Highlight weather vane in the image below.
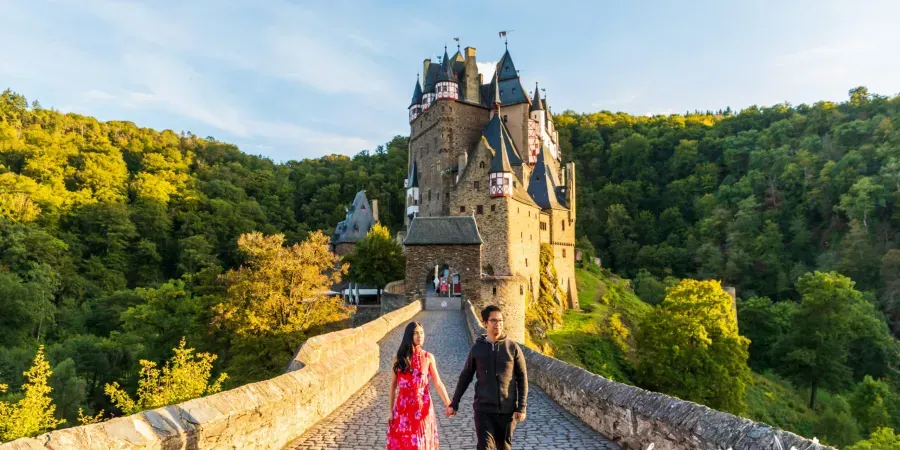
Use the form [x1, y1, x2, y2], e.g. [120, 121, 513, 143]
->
[498, 30, 514, 48]
[454, 37, 460, 51]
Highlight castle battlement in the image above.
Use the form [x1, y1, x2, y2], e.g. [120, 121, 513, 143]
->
[403, 43, 579, 341]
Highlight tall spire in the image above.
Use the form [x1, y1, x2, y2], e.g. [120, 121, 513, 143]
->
[437, 46, 457, 82]
[492, 71, 501, 111]
[530, 82, 543, 112]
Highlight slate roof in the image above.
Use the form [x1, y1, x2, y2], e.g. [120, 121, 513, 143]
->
[489, 125, 513, 173]
[483, 114, 523, 165]
[496, 50, 519, 81]
[332, 191, 378, 244]
[437, 48, 458, 83]
[530, 82, 543, 112]
[410, 77, 423, 107]
[423, 61, 440, 93]
[527, 146, 568, 210]
[404, 216, 483, 245]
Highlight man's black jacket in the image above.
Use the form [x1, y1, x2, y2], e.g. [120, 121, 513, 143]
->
[450, 334, 528, 414]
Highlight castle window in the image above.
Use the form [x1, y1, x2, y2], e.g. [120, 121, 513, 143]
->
[493, 287, 497, 296]
[491, 205, 496, 212]
[540, 222, 547, 231]
[480, 161, 485, 169]
[525, 258, 528, 267]
[429, 190, 432, 201]
[474, 181, 479, 189]
[476, 205, 483, 215]
[512, 87, 516, 94]
[562, 220, 565, 231]
[460, 206, 466, 213]
[563, 249, 566, 258]
[520, 285, 523, 295]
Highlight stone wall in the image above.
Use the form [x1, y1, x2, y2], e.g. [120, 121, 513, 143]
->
[382, 279, 408, 314]
[3, 301, 423, 450]
[460, 300, 833, 450]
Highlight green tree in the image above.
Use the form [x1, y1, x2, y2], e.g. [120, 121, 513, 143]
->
[343, 223, 405, 303]
[847, 427, 900, 450]
[775, 271, 877, 408]
[0, 346, 65, 442]
[850, 376, 896, 436]
[104, 338, 226, 415]
[636, 279, 751, 414]
[736, 296, 796, 370]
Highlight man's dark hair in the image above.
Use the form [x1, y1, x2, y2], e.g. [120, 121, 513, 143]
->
[481, 304, 502, 323]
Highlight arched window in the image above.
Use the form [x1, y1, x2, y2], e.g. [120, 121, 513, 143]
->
[492, 287, 497, 296]
[480, 161, 485, 169]
[520, 285, 524, 295]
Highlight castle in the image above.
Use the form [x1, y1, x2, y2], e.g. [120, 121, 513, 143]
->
[401, 43, 578, 342]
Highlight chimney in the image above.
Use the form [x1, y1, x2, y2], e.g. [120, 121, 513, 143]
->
[372, 199, 379, 223]
[464, 47, 479, 103]
[423, 59, 431, 81]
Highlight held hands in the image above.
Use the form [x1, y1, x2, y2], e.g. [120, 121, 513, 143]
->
[513, 412, 526, 422]
[445, 406, 456, 418]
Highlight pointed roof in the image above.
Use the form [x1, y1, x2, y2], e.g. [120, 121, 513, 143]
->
[423, 60, 440, 93]
[527, 147, 567, 210]
[489, 128, 513, 174]
[483, 114, 523, 165]
[408, 160, 419, 188]
[437, 47, 458, 83]
[530, 82, 543, 112]
[497, 50, 519, 81]
[410, 76, 423, 107]
[333, 191, 378, 244]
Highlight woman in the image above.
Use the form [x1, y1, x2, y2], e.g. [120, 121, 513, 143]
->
[387, 322, 451, 450]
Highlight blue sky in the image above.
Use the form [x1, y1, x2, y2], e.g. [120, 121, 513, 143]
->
[2, 0, 899, 162]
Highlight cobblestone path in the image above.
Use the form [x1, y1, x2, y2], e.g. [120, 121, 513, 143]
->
[285, 309, 619, 450]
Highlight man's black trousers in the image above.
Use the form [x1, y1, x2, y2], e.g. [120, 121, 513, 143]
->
[474, 410, 516, 450]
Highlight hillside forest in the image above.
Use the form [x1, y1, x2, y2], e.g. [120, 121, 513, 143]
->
[1, 87, 899, 448]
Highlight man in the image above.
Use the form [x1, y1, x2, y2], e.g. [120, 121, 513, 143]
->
[447, 305, 528, 450]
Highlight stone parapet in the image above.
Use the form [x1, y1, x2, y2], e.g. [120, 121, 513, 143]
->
[460, 300, 832, 450]
[3, 301, 423, 450]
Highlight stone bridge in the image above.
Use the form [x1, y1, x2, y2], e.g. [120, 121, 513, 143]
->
[3, 288, 831, 450]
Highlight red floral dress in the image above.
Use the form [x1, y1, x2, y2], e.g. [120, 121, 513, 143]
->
[387, 348, 439, 450]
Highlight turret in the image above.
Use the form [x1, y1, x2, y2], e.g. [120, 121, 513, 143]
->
[435, 47, 459, 101]
[529, 82, 545, 129]
[490, 72, 501, 118]
[409, 75, 423, 122]
[489, 134, 514, 198]
[406, 160, 420, 219]
[422, 58, 437, 110]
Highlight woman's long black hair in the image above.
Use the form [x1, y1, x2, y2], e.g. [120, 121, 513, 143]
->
[393, 322, 423, 373]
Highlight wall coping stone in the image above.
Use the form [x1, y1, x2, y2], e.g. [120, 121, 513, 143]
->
[3, 296, 422, 450]
[461, 300, 833, 450]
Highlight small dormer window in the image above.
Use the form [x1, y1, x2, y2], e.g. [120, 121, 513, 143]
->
[480, 161, 485, 169]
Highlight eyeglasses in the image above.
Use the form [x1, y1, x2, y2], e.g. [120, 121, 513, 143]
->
[488, 319, 504, 324]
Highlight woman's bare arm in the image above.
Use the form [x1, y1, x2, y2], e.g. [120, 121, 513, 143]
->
[388, 356, 398, 424]
[428, 354, 452, 407]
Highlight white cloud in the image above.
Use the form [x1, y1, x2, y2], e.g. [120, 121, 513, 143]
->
[477, 61, 498, 80]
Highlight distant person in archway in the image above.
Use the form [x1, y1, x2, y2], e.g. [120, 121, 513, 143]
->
[448, 305, 528, 450]
[387, 322, 452, 450]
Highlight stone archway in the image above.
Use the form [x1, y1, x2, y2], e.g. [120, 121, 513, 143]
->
[404, 244, 481, 304]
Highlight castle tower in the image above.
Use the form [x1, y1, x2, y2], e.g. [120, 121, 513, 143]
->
[409, 75, 423, 123]
[422, 58, 437, 110]
[435, 47, 460, 101]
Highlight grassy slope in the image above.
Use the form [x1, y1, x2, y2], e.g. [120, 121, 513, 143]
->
[551, 268, 830, 443]
[545, 267, 650, 384]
